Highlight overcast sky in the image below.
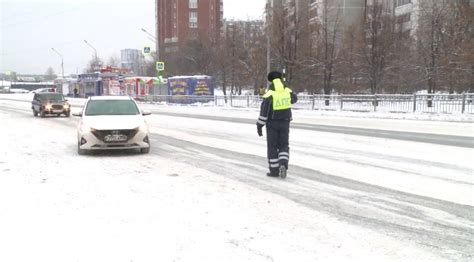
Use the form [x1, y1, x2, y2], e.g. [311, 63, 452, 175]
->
[0, 0, 266, 75]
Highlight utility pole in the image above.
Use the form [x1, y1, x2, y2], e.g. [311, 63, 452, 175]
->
[155, 0, 160, 61]
[51, 48, 65, 93]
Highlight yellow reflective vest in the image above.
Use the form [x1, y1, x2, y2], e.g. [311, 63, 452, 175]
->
[263, 78, 292, 111]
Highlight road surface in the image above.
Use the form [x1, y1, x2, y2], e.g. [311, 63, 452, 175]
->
[0, 95, 473, 261]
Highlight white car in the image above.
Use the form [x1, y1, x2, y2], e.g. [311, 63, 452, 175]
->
[9, 88, 29, 93]
[73, 96, 151, 155]
[29, 88, 56, 94]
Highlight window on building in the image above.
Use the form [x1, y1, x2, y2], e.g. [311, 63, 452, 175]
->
[189, 11, 198, 28]
[189, 0, 197, 9]
[396, 13, 411, 24]
[396, 0, 411, 7]
[189, 11, 197, 21]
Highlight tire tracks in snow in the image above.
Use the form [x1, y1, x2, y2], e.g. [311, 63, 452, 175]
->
[2, 102, 473, 260]
[147, 132, 474, 261]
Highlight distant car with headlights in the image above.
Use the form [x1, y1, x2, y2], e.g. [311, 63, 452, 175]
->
[32, 92, 71, 117]
[73, 96, 151, 155]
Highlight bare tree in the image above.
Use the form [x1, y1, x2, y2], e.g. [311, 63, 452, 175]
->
[441, 1, 474, 93]
[305, 0, 343, 104]
[267, 1, 288, 73]
[161, 35, 215, 78]
[360, 2, 396, 95]
[245, 24, 267, 95]
[416, 1, 451, 106]
[225, 21, 267, 95]
[44, 67, 56, 81]
[339, 24, 365, 94]
[107, 55, 120, 68]
[144, 51, 159, 77]
[212, 38, 232, 96]
[84, 55, 104, 73]
[284, 0, 313, 92]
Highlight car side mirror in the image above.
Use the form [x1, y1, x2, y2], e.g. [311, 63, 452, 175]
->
[142, 110, 152, 116]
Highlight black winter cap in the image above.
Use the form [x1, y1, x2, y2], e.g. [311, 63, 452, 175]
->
[267, 71, 282, 82]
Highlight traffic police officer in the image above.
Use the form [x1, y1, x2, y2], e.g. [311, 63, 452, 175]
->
[256, 71, 298, 178]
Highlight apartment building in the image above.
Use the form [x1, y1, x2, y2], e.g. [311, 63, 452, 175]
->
[388, 0, 472, 37]
[223, 20, 265, 48]
[120, 49, 144, 75]
[307, 0, 367, 27]
[266, 0, 368, 42]
[156, 0, 223, 55]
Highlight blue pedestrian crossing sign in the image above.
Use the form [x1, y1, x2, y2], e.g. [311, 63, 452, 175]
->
[143, 46, 151, 54]
[156, 62, 165, 71]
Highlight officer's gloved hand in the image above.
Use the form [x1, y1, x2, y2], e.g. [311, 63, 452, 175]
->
[257, 123, 264, 137]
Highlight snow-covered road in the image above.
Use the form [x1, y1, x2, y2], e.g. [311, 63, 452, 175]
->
[0, 95, 473, 262]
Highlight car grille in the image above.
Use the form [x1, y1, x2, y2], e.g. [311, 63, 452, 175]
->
[91, 128, 139, 143]
[52, 105, 63, 110]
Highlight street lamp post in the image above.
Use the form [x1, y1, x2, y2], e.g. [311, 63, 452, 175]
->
[51, 48, 65, 92]
[84, 40, 99, 70]
[265, 1, 274, 89]
[141, 28, 159, 61]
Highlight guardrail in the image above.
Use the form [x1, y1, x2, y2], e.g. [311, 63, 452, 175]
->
[135, 93, 474, 115]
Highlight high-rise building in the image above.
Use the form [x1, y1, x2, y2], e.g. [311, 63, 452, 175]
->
[156, 0, 223, 56]
[266, 0, 367, 44]
[386, 0, 473, 38]
[223, 20, 265, 47]
[308, 0, 367, 29]
[120, 49, 144, 75]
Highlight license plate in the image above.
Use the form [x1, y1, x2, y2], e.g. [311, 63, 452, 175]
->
[53, 110, 63, 113]
[104, 134, 127, 143]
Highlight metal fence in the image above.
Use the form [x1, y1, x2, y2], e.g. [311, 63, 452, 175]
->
[138, 93, 474, 114]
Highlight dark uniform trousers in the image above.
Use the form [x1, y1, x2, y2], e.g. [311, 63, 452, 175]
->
[266, 119, 290, 175]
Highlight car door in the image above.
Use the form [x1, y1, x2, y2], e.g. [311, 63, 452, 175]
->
[33, 94, 42, 112]
[32, 94, 38, 111]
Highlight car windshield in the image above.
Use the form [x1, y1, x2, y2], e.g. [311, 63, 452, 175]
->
[85, 100, 140, 116]
[38, 93, 64, 101]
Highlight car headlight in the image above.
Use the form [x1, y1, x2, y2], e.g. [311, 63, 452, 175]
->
[139, 123, 149, 133]
[80, 123, 92, 133]
[45, 104, 52, 110]
[63, 103, 70, 109]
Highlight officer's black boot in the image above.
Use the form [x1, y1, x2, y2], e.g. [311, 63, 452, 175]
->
[266, 170, 279, 177]
[279, 165, 287, 179]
